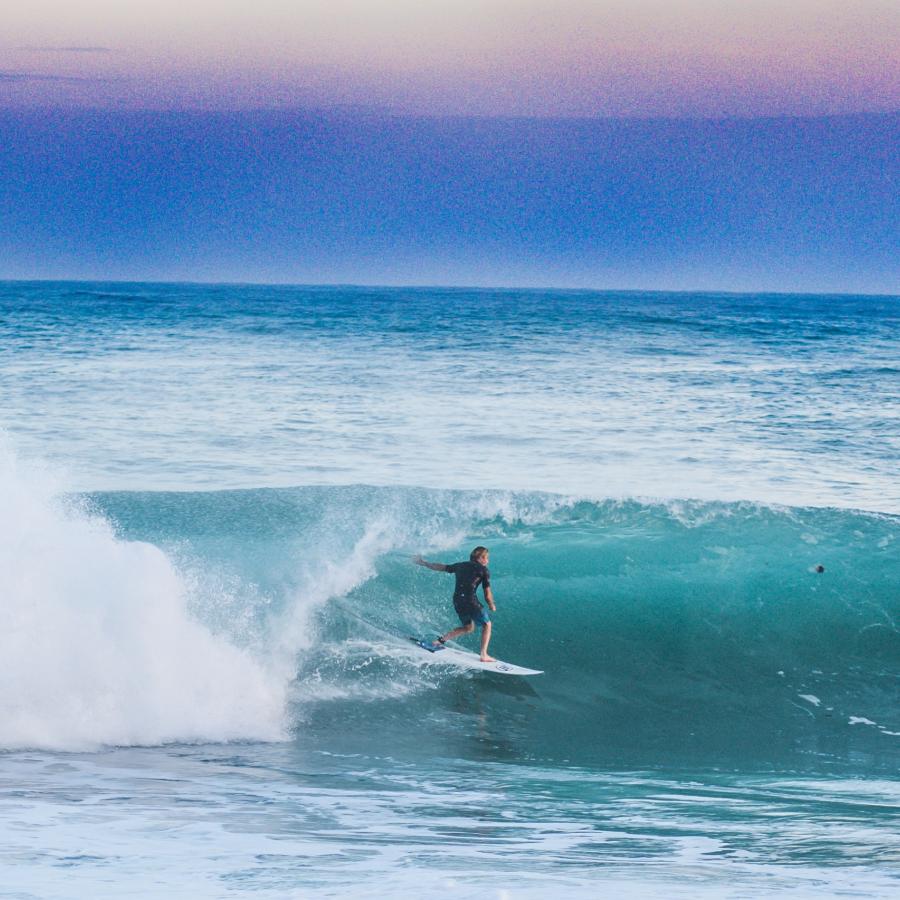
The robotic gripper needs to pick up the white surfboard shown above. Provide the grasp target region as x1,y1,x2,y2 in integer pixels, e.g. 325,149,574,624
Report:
408,637,543,676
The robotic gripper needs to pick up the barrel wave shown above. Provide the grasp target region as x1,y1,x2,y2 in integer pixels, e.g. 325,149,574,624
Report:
3,451,897,767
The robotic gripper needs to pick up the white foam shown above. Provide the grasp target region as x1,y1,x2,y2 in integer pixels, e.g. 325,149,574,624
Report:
0,443,286,750
270,515,410,668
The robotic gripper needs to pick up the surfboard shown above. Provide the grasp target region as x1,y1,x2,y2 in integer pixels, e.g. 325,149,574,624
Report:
408,637,543,676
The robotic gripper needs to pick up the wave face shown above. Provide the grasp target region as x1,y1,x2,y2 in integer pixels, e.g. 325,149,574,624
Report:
5,449,895,766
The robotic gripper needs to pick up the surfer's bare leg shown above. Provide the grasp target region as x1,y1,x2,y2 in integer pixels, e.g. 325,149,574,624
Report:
437,622,475,644
479,621,495,662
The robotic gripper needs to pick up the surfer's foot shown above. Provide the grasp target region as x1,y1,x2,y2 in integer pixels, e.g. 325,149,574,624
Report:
480,655,496,663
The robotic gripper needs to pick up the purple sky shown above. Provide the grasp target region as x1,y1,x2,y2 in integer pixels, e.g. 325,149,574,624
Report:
3,2,898,117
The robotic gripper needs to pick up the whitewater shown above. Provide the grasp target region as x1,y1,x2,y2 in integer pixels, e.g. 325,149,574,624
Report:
1,282,898,898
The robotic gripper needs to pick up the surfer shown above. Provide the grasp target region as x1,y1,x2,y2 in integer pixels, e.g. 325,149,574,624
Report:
414,546,497,662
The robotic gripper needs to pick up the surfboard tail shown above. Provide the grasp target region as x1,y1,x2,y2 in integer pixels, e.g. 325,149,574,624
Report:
408,636,542,676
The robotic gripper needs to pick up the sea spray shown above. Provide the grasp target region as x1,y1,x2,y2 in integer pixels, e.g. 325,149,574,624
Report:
0,444,286,750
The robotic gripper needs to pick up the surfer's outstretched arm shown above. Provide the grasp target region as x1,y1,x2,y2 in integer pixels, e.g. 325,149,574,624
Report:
413,555,449,572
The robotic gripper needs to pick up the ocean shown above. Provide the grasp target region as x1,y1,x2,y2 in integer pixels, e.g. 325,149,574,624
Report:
1,282,898,898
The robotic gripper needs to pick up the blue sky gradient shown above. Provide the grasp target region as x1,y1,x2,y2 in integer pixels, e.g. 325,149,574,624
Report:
1,109,896,292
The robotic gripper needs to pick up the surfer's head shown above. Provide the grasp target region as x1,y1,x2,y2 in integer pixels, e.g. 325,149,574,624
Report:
470,546,489,564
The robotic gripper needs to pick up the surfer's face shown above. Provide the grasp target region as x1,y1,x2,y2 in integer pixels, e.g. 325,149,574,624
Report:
475,551,489,565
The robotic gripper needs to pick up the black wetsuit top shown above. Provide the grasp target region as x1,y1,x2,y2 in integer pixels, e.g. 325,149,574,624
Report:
446,561,490,614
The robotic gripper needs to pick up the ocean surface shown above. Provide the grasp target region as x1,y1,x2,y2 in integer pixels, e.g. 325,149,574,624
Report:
1,281,898,898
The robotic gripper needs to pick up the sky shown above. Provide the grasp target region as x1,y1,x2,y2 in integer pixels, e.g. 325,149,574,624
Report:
3,1,898,117
0,2,897,291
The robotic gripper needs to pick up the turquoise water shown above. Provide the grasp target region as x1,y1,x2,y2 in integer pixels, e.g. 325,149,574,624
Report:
2,282,898,508
1,282,898,897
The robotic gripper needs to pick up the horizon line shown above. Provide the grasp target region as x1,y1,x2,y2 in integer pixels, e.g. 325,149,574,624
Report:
3,276,897,301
